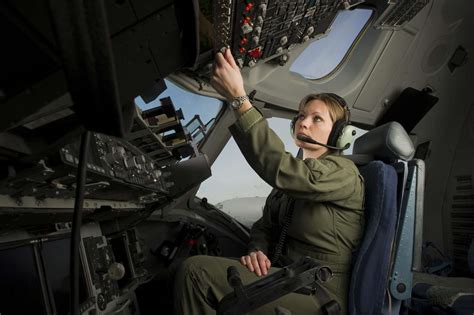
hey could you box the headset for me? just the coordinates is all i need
[290,93,357,150]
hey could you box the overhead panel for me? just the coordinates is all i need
[353,29,414,113]
[212,0,342,68]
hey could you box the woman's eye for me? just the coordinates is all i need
[313,116,322,122]
[297,114,305,120]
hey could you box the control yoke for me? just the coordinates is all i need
[217,256,339,315]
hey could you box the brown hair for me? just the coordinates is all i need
[298,93,348,123]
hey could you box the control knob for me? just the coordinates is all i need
[252,36,259,46]
[107,262,126,281]
[259,4,267,17]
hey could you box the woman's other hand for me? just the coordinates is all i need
[211,48,246,100]
[240,250,271,276]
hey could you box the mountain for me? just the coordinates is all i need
[216,197,266,228]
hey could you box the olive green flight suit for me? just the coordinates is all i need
[174,107,365,314]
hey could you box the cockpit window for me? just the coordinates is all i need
[135,79,223,146]
[290,8,373,80]
[197,117,297,227]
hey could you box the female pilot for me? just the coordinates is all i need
[173,49,365,314]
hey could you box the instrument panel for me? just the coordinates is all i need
[0,96,208,207]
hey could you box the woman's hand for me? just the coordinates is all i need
[211,48,246,100]
[240,250,271,276]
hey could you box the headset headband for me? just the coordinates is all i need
[325,93,347,108]
[324,93,350,122]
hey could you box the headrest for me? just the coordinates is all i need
[352,122,415,162]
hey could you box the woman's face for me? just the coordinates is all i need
[294,99,334,155]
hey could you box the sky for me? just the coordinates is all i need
[290,8,372,79]
[197,117,299,204]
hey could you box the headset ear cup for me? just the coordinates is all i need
[328,120,346,147]
[337,125,357,149]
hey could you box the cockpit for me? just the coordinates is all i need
[1,0,473,314]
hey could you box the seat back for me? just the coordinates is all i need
[349,161,398,315]
[346,122,418,315]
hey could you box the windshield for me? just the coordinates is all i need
[290,8,373,79]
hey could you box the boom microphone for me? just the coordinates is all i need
[296,134,349,150]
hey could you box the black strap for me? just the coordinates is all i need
[295,282,341,315]
[312,282,341,315]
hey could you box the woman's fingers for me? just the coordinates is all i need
[250,252,262,276]
[240,252,271,277]
[266,258,271,269]
[257,253,268,275]
[212,49,245,99]
[215,51,227,68]
[224,48,238,69]
[244,255,254,272]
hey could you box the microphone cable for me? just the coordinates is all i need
[271,198,295,265]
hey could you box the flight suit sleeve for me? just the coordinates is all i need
[247,215,272,254]
[229,107,360,204]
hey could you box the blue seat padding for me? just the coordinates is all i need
[349,161,398,315]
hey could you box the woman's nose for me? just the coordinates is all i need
[300,117,310,129]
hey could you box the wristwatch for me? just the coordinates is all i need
[230,95,249,110]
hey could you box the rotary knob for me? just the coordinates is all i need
[252,36,259,46]
[259,4,267,17]
[107,262,126,281]
[153,169,162,179]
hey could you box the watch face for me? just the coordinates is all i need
[231,96,247,109]
[231,99,240,109]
